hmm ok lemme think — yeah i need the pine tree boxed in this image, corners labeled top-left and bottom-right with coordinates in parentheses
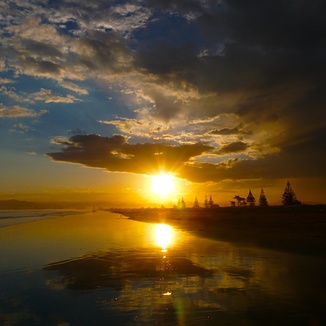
top-left (193, 197), bottom-right (200, 208)
top-left (246, 190), bottom-right (256, 206)
top-left (204, 195), bottom-right (209, 208)
top-left (181, 197), bottom-right (186, 209)
top-left (177, 197), bottom-right (186, 209)
top-left (259, 189), bottom-right (268, 206)
top-left (282, 181), bottom-right (301, 205)
top-left (208, 195), bottom-right (214, 207)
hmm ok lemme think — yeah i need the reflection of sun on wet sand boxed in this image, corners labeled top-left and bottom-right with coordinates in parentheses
top-left (44, 248), bottom-right (212, 290)
top-left (112, 205), bottom-right (326, 257)
top-left (155, 224), bottom-right (173, 250)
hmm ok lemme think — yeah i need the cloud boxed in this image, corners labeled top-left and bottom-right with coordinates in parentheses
top-left (58, 81), bottom-right (89, 95)
top-left (0, 0), bottom-right (325, 187)
top-left (50, 136), bottom-right (71, 146)
top-left (209, 127), bottom-right (240, 136)
top-left (45, 1), bottom-right (152, 35)
top-left (0, 105), bottom-right (47, 118)
top-left (0, 86), bottom-right (26, 102)
top-left (0, 86), bottom-right (82, 104)
top-left (99, 117), bottom-right (169, 138)
top-left (0, 77), bottom-right (15, 84)
top-left (217, 141), bottom-right (249, 154)
top-left (0, 59), bottom-right (5, 71)
top-left (46, 128), bottom-right (326, 183)
top-left (32, 88), bottom-right (80, 103)
top-left (11, 123), bottom-right (31, 133)
top-left (1, 18), bottom-right (80, 81)
top-left (47, 134), bottom-right (212, 175)
top-left (22, 38), bottom-right (64, 60)
top-left (129, 1), bottom-right (325, 132)
top-left (208, 125), bottom-right (252, 136)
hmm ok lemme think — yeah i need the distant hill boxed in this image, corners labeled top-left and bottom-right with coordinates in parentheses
top-left (0, 199), bottom-right (42, 210)
top-left (0, 199), bottom-right (105, 210)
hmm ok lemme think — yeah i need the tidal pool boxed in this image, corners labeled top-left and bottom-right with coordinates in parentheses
top-left (0, 211), bottom-right (325, 325)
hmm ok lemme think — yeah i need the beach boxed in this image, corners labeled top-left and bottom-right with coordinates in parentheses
top-left (1, 209), bottom-right (326, 325)
top-left (112, 205), bottom-right (326, 257)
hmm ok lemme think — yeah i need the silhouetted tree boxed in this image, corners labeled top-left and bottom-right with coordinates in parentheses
top-left (193, 197), bottom-right (200, 208)
top-left (282, 181), bottom-right (301, 206)
top-left (208, 195), bottom-right (214, 207)
top-left (234, 195), bottom-right (246, 206)
top-left (204, 195), bottom-right (209, 208)
top-left (246, 190), bottom-right (256, 206)
top-left (259, 189), bottom-right (268, 206)
top-left (180, 197), bottom-right (186, 209)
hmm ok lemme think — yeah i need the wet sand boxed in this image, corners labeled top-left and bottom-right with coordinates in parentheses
top-left (112, 205), bottom-right (326, 257)
top-left (2, 210), bottom-right (326, 325)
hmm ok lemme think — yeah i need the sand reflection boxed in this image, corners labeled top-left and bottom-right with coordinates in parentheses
top-left (155, 223), bottom-right (173, 250)
top-left (44, 248), bottom-right (212, 291)
top-left (2, 211), bottom-right (326, 325)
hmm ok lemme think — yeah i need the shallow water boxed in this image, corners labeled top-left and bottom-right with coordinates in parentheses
top-left (0, 210), bottom-right (77, 228)
top-left (0, 211), bottom-right (325, 325)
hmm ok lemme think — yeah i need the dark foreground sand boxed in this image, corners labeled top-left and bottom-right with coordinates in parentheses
top-left (112, 205), bottom-right (326, 257)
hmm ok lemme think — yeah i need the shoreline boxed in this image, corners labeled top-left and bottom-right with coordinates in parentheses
top-left (0, 209), bottom-right (89, 228)
top-left (111, 205), bottom-right (326, 257)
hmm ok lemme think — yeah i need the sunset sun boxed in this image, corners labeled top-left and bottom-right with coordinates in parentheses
top-left (151, 173), bottom-right (176, 198)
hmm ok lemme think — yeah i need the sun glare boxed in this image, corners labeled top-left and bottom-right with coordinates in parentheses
top-left (151, 173), bottom-right (176, 198)
top-left (155, 224), bottom-right (173, 249)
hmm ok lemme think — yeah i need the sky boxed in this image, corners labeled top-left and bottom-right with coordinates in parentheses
top-left (0, 0), bottom-right (325, 206)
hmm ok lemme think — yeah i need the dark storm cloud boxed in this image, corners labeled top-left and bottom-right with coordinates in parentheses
top-left (135, 41), bottom-right (197, 76)
top-left (144, 1), bottom-right (325, 179)
top-left (179, 128), bottom-right (326, 183)
top-left (129, 0), bottom-right (326, 150)
top-left (217, 141), bottom-right (248, 154)
top-left (47, 134), bottom-right (213, 175)
top-left (136, 0), bottom-right (325, 95)
top-left (144, 0), bottom-right (206, 13)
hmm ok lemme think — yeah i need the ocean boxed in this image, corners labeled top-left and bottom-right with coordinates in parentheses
top-left (0, 210), bottom-right (80, 228)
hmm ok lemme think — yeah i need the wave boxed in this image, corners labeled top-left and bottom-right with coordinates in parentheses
top-left (0, 210), bottom-right (81, 228)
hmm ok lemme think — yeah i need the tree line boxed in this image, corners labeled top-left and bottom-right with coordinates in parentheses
top-left (192, 181), bottom-right (302, 208)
